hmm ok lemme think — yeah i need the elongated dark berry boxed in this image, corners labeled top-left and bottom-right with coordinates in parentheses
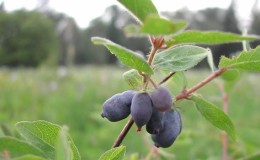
top-left (151, 109), bottom-right (182, 148)
top-left (101, 90), bottom-right (136, 122)
top-left (131, 92), bottom-right (153, 131)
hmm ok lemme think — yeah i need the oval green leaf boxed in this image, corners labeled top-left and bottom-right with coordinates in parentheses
top-left (16, 120), bottom-right (81, 160)
top-left (167, 30), bottom-right (258, 46)
top-left (91, 37), bottom-right (153, 74)
top-left (153, 45), bottom-right (210, 72)
top-left (141, 16), bottom-right (188, 35)
top-left (123, 25), bottom-right (143, 37)
top-left (98, 146), bottom-right (126, 160)
top-left (219, 46), bottom-right (260, 71)
top-left (118, 0), bottom-right (159, 23)
top-left (191, 95), bottom-right (236, 141)
top-left (0, 137), bottom-right (45, 158)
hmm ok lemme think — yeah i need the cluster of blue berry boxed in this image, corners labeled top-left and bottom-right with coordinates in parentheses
top-left (101, 87), bottom-right (182, 148)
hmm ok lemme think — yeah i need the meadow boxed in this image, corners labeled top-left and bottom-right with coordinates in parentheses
top-left (0, 66), bottom-right (259, 160)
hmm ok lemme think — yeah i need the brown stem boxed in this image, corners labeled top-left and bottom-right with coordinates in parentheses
top-left (143, 46), bottom-right (158, 90)
top-left (138, 71), bottom-right (146, 77)
top-left (220, 84), bottom-right (229, 114)
top-left (112, 118), bottom-right (134, 148)
top-left (175, 68), bottom-right (227, 101)
top-left (159, 72), bottom-right (176, 85)
top-left (149, 77), bottom-right (158, 89)
top-left (147, 46), bottom-right (158, 66)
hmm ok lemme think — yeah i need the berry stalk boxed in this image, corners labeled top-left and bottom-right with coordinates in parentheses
top-left (112, 118), bottom-right (134, 148)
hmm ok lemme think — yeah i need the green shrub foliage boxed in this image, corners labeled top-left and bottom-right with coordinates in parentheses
top-left (0, 10), bottom-right (58, 67)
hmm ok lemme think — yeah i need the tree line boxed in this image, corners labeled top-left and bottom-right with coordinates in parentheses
top-left (0, 3), bottom-right (259, 67)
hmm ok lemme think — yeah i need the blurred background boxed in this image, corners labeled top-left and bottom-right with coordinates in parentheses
top-left (0, 0), bottom-right (260, 159)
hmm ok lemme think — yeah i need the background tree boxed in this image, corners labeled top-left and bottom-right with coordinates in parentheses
top-left (0, 10), bottom-right (59, 67)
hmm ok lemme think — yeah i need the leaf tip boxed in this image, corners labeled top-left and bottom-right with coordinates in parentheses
top-left (91, 37), bottom-right (106, 45)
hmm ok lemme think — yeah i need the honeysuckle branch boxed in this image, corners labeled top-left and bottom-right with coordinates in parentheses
top-left (159, 72), bottom-right (176, 85)
top-left (149, 77), bottom-right (158, 89)
top-left (147, 46), bottom-right (158, 66)
top-left (112, 118), bottom-right (134, 148)
top-left (175, 67), bottom-right (228, 101)
top-left (144, 38), bottom-right (160, 90)
top-left (112, 67), bottom-right (228, 148)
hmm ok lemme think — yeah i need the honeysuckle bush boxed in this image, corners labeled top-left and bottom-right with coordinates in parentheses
top-left (1, 0), bottom-right (260, 160)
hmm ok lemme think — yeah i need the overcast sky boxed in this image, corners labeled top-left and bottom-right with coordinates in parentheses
top-left (1, 0), bottom-right (259, 29)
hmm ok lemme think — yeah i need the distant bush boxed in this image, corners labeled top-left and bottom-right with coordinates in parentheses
top-left (0, 10), bottom-right (59, 67)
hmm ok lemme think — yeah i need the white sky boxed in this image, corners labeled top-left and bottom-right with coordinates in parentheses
top-left (1, 0), bottom-right (259, 29)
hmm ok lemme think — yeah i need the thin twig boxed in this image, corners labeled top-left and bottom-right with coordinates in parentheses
top-left (112, 118), bottom-right (134, 148)
top-left (144, 46), bottom-right (158, 90)
top-left (149, 77), bottom-right (158, 89)
top-left (175, 68), bottom-right (227, 101)
top-left (138, 71), bottom-right (146, 77)
top-left (147, 47), bottom-right (158, 66)
top-left (159, 72), bottom-right (176, 85)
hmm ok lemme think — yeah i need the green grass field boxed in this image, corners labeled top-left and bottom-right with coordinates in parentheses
top-left (0, 66), bottom-right (259, 160)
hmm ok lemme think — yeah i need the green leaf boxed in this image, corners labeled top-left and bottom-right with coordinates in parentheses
top-left (123, 25), bottom-right (143, 37)
top-left (219, 46), bottom-right (260, 71)
top-left (118, 0), bottom-right (159, 23)
top-left (0, 137), bottom-right (45, 158)
top-left (153, 45), bottom-right (210, 72)
top-left (55, 126), bottom-right (71, 160)
top-left (191, 95), bottom-right (236, 141)
top-left (16, 120), bottom-right (81, 160)
top-left (91, 37), bottom-right (153, 74)
top-left (221, 69), bottom-right (241, 93)
top-left (13, 155), bottom-right (47, 160)
top-left (141, 16), bottom-right (188, 35)
top-left (98, 146), bottom-right (126, 160)
top-left (123, 69), bottom-right (142, 90)
top-left (171, 72), bottom-right (187, 91)
top-left (166, 30), bottom-right (258, 46)
top-left (221, 69), bottom-right (240, 81)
